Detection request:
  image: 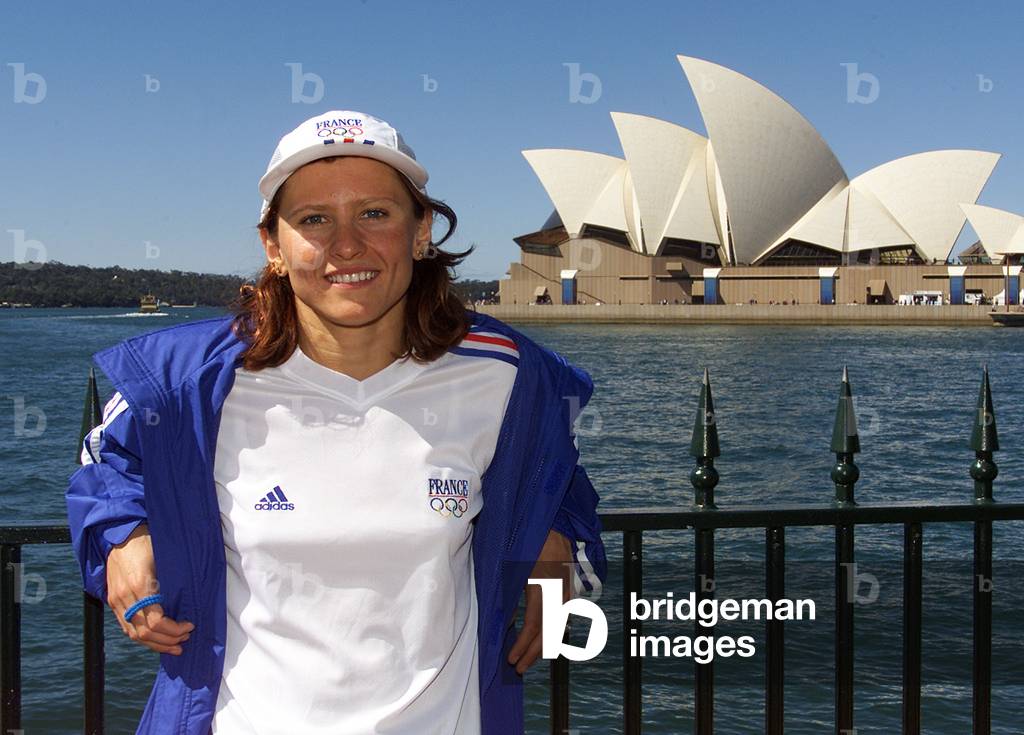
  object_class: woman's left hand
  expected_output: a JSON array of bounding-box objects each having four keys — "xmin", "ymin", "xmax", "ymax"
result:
[{"xmin": 507, "ymin": 528, "xmax": 574, "ymax": 675}]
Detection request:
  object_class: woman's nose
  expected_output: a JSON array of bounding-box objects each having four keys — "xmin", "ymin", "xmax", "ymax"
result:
[{"xmin": 326, "ymin": 221, "xmax": 366, "ymax": 258}]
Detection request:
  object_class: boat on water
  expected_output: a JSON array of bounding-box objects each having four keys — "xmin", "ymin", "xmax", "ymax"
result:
[
  {"xmin": 989, "ymin": 309, "xmax": 1024, "ymax": 327},
  {"xmin": 171, "ymin": 301, "xmax": 198, "ymax": 308},
  {"xmin": 138, "ymin": 294, "xmax": 160, "ymax": 313}
]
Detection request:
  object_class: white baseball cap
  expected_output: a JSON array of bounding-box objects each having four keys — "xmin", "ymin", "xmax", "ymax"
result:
[{"xmin": 258, "ymin": 110, "xmax": 429, "ymax": 219}]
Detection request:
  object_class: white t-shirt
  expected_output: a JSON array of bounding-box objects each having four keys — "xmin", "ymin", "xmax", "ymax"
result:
[{"xmin": 209, "ymin": 328, "xmax": 518, "ymax": 734}]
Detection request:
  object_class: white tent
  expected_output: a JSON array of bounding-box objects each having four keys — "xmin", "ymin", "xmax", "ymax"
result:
[{"xmin": 992, "ymin": 289, "xmax": 1024, "ymax": 306}]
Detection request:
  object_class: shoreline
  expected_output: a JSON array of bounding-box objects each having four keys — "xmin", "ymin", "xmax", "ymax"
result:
[
  {"xmin": 475, "ymin": 303, "xmax": 1017, "ymax": 326},
  {"xmin": 4, "ymin": 303, "xmax": 1017, "ymax": 327}
]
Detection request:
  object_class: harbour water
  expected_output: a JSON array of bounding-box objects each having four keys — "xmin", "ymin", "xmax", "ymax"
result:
[{"xmin": 2, "ymin": 307, "xmax": 1022, "ymax": 733}]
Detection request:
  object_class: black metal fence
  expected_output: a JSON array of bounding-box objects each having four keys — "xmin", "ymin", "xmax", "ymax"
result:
[
  {"xmin": 550, "ymin": 366, "xmax": 1023, "ymax": 735},
  {"xmin": 1, "ymin": 367, "xmax": 1021, "ymax": 734}
]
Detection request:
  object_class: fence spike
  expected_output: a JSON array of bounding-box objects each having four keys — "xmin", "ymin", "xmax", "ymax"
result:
[
  {"xmin": 830, "ymin": 366, "xmax": 861, "ymax": 455},
  {"xmin": 969, "ymin": 364, "xmax": 999, "ymax": 454},
  {"xmin": 969, "ymin": 365, "xmax": 999, "ymax": 504},
  {"xmin": 76, "ymin": 368, "xmax": 104, "ymax": 465},
  {"xmin": 690, "ymin": 368, "xmax": 720, "ymax": 509},
  {"xmin": 690, "ymin": 367, "xmax": 720, "ymax": 459},
  {"xmin": 830, "ymin": 367, "xmax": 860, "ymax": 505}
]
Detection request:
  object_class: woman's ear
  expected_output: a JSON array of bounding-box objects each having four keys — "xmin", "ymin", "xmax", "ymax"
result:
[
  {"xmin": 259, "ymin": 226, "xmax": 281, "ymax": 265},
  {"xmin": 415, "ymin": 208, "xmax": 434, "ymax": 252}
]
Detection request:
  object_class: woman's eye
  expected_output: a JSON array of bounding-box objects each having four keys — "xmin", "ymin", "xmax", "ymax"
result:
[
  {"xmin": 363, "ymin": 208, "xmax": 388, "ymax": 219},
  {"xmin": 300, "ymin": 214, "xmax": 327, "ymax": 225}
]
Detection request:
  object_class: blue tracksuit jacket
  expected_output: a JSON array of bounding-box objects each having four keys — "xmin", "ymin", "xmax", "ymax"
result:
[{"xmin": 65, "ymin": 310, "xmax": 608, "ymax": 734}]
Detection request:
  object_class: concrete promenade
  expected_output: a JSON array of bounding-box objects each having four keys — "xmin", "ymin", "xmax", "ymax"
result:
[{"xmin": 475, "ymin": 303, "xmax": 1002, "ymax": 326}]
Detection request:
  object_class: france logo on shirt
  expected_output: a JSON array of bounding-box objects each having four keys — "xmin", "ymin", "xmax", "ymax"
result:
[{"xmin": 427, "ymin": 477, "xmax": 469, "ymax": 518}]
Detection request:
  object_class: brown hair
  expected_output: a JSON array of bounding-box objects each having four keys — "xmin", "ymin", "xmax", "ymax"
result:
[{"xmin": 228, "ymin": 160, "xmax": 473, "ymax": 371}]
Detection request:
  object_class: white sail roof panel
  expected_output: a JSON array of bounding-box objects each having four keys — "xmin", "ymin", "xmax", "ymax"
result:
[
  {"xmin": 960, "ymin": 203, "xmax": 1024, "ymax": 258},
  {"xmin": 845, "ymin": 185, "xmax": 914, "ymax": 252},
  {"xmin": 770, "ymin": 183, "xmax": 849, "ymax": 256},
  {"xmin": 678, "ymin": 55, "xmax": 847, "ymax": 264},
  {"xmin": 521, "ymin": 149, "xmax": 625, "ymax": 238},
  {"xmin": 852, "ymin": 150, "xmax": 1000, "ymax": 261},
  {"xmin": 610, "ymin": 112, "xmax": 719, "ymax": 252}
]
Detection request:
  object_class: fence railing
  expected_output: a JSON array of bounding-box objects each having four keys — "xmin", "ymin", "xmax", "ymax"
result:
[
  {"xmin": 1, "ymin": 367, "xmax": 1021, "ymax": 734},
  {"xmin": 549, "ymin": 365, "xmax": 1023, "ymax": 735}
]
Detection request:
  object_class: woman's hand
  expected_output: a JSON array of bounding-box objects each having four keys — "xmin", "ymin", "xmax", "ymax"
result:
[
  {"xmin": 106, "ymin": 523, "xmax": 194, "ymax": 655},
  {"xmin": 507, "ymin": 528, "xmax": 574, "ymax": 675}
]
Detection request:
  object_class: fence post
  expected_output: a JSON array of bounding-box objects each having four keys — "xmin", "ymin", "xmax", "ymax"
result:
[
  {"xmin": 830, "ymin": 366, "xmax": 860, "ymax": 735},
  {"xmin": 623, "ymin": 529, "xmax": 643, "ymax": 735},
  {"xmin": 902, "ymin": 520, "xmax": 923, "ymax": 735},
  {"xmin": 0, "ymin": 543, "xmax": 21, "ymax": 733},
  {"xmin": 969, "ymin": 365, "xmax": 998, "ymax": 735},
  {"xmin": 765, "ymin": 526, "xmax": 785, "ymax": 735},
  {"xmin": 80, "ymin": 369, "xmax": 106, "ymax": 735},
  {"xmin": 690, "ymin": 367, "xmax": 719, "ymax": 735}
]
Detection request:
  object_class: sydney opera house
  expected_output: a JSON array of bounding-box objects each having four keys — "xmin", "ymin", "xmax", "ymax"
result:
[{"xmin": 500, "ymin": 56, "xmax": 1023, "ymax": 306}]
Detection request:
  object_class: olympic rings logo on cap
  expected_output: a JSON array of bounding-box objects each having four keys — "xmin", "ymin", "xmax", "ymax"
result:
[
  {"xmin": 317, "ymin": 126, "xmax": 363, "ymax": 138},
  {"xmin": 430, "ymin": 496, "xmax": 468, "ymax": 518}
]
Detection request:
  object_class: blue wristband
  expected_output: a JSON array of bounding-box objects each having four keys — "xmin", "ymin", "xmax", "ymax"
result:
[{"xmin": 124, "ymin": 593, "xmax": 163, "ymax": 623}]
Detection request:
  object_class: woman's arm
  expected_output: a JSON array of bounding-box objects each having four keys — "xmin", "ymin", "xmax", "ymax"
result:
[
  {"xmin": 66, "ymin": 391, "xmax": 193, "ymax": 655},
  {"xmin": 549, "ymin": 463, "xmax": 608, "ymax": 597},
  {"xmin": 507, "ymin": 461, "xmax": 608, "ymax": 674},
  {"xmin": 67, "ymin": 391, "xmax": 149, "ymax": 601}
]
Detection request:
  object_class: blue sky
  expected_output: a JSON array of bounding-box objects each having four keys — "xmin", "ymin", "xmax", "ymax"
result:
[{"xmin": 1, "ymin": 0, "xmax": 1021, "ymax": 281}]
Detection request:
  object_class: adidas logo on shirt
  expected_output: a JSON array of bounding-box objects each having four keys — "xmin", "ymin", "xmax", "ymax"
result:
[{"xmin": 255, "ymin": 485, "xmax": 295, "ymax": 511}]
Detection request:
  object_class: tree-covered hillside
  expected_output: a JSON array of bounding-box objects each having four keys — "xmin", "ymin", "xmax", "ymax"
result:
[
  {"xmin": 0, "ymin": 261, "xmax": 499, "ymax": 307},
  {"xmin": 0, "ymin": 261, "xmax": 245, "ymax": 307}
]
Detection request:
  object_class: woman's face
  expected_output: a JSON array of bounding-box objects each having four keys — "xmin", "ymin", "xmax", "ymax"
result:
[{"xmin": 261, "ymin": 156, "xmax": 432, "ymax": 329}]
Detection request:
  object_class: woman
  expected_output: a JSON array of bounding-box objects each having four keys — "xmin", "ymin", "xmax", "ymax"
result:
[{"xmin": 66, "ymin": 110, "xmax": 607, "ymax": 734}]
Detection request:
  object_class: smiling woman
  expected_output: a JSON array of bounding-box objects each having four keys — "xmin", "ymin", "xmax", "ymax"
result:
[
  {"xmin": 235, "ymin": 121, "xmax": 471, "ymax": 378},
  {"xmin": 64, "ymin": 109, "xmax": 609, "ymax": 735}
]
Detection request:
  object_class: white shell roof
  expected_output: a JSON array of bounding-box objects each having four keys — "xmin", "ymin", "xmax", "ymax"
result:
[
  {"xmin": 960, "ymin": 203, "xmax": 1024, "ymax": 257},
  {"xmin": 521, "ymin": 149, "xmax": 627, "ymax": 240},
  {"xmin": 851, "ymin": 150, "xmax": 999, "ymax": 261},
  {"xmin": 520, "ymin": 58, "xmax": 1001, "ymax": 268},
  {"xmin": 767, "ymin": 182, "xmax": 850, "ymax": 257},
  {"xmin": 845, "ymin": 185, "xmax": 914, "ymax": 252},
  {"xmin": 678, "ymin": 55, "xmax": 847, "ymax": 264},
  {"xmin": 610, "ymin": 112, "xmax": 719, "ymax": 254}
]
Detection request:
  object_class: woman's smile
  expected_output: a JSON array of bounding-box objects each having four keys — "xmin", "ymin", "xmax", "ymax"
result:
[{"xmin": 324, "ymin": 269, "xmax": 381, "ymax": 288}]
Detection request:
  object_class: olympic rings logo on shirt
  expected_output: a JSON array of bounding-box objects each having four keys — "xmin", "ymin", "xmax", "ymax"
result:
[
  {"xmin": 430, "ymin": 496, "xmax": 468, "ymax": 518},
  {"xmin": 317, "ymin": 126, "xmax": 363, "ymax": 138}
]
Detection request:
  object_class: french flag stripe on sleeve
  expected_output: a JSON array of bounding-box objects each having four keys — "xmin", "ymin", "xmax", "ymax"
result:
[
  {"xmin": 450, "ymin": 330, "xmax": 519, "ymax": 367},
  {"xmin": 463, "ymin": 332, "xmax": 517, "ymax": 351}
]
